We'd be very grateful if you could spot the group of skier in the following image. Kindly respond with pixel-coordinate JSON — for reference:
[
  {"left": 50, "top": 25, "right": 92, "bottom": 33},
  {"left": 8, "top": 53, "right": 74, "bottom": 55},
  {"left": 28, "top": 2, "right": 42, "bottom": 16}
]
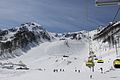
[
  {"left": 75, "top": 69, "right": 80, "bottom": 73},
  {"left": 53, "top": 69, "right": 65, "bottom": 72}
]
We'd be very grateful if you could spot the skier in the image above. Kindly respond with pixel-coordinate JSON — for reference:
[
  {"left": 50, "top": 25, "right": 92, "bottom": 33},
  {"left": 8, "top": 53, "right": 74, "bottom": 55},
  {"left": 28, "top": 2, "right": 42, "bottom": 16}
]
[
  {"left": 63, "top": 69, "right": 65, "bottom": 72},
  {"left": 100, "top": 67, "right": 103, "bottom": 73},
  {"left": 60, "top": 69, "right": 62, "bottom": 72},
  {"left": 56, "top": 69, "right": 58, "bottom": 72},
  {"left": 90, "top": 75, "right": 92, "bottom": 79},
  {"left": 75, "top": 69, "right": 77, "bottom": 72},
  {"left": 78, "top": 70, "right": 80, "bottom": 73},
  {"left": 53, "top": 69, "right": 56, "bottom": 72}
]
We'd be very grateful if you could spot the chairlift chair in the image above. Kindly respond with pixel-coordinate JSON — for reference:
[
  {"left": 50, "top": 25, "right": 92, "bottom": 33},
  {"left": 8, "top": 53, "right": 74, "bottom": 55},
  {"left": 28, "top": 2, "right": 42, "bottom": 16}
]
[
  {"left": 95, "top": 0, "right": 120, "bottom": 6},
  {"left": 113, "top": 59, "right": 120, "bottom": 68},
  {"left": 95, "top": 58, "right": 98, "bottom": 60},
  {"left": 95, "top": 0, "right": 120, "bottom": 68},
  {"left": 86, "top": 60, "right": 95, "bottom": 68},
  {"left": 97, "top": 59, "right": 104, "bottom": 63}
]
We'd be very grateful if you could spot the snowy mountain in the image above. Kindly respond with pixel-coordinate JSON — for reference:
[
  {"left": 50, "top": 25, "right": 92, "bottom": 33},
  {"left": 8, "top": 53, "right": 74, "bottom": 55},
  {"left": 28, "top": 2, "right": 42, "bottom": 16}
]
[
  {"left": 0, "top": 21, "right": 120, "bottom": 80},
  {"left": 0, "top": 22, "right": 54, "bottom": 60},
  {"left": 53, "top": 30, "right": 88, "bottom": 41}
]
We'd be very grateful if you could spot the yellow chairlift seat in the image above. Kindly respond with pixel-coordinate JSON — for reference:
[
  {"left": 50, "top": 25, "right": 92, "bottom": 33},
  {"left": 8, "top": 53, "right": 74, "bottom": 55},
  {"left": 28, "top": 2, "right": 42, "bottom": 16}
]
[
  {"left": 97, "top": 59, "right": 104, "bottom": 63},
  {"left": 113, "top": 59, "right": 120, "bottom": 68},
  {"left": 86, "top": 60, "right": 95, "bottom": 68},
  {"left": 94, "top": 58, "right": 98, "bottom": 60}
]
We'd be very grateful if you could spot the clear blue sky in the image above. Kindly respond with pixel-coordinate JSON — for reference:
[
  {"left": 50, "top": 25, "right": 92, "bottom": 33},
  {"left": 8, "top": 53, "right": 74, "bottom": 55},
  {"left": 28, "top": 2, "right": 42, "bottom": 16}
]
[{"left": 0, "top": 0, "right": 119, "bottom": 32}]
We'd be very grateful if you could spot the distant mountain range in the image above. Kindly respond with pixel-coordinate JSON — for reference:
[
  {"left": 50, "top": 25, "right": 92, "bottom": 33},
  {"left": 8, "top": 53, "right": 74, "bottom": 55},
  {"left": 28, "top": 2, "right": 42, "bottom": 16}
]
[
  {"left": 0, "top": 22, "right": 54, "bottom": 60},
  {"left": 0, "top": 21, "right": 120, "bottom": 60}
]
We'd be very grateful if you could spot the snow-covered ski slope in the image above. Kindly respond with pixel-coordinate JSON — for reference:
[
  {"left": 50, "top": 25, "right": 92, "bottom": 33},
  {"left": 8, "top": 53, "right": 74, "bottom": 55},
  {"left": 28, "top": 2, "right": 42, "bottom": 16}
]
[
  {"left": 8, "top": 38, "right": 89, "bottom": 69},
  {"left": 0, "top": 30, "right": 120, "bottom": 80}
]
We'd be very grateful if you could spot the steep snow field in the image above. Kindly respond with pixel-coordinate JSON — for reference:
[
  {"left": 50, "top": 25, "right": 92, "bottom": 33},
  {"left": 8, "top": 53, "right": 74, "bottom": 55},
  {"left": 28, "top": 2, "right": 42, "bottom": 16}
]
[
  {"left": 0, "top": 33, "right": 120, "bottom": 80},
  {"left": 8, "top": 38, "right": 89, "bottom": 69}
]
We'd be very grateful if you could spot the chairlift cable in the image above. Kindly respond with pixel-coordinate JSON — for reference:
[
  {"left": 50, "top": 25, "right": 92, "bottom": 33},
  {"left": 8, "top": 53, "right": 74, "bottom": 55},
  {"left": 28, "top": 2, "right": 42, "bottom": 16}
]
[
  {"left": 85, "top": 0, "right": 91, "bottom": 55},
  {"left": 113, "top": 6, "right": 120, "bottom": 22}
]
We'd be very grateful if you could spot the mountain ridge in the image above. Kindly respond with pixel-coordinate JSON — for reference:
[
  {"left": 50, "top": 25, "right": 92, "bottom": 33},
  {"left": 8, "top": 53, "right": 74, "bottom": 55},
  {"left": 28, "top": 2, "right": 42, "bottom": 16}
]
[{"left": 0, "top": 22, "right": 54, "bottom": 60}]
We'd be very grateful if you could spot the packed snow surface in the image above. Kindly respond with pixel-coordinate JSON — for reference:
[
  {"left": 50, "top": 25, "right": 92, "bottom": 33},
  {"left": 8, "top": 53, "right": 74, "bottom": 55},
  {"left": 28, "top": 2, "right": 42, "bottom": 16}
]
[{"left": 0, "top": 31, "right": 120, "bottom": 80}]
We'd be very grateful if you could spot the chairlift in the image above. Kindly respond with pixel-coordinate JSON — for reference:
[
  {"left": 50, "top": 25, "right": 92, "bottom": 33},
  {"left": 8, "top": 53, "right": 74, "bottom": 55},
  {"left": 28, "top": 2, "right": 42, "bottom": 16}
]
[
  {"left": 97, "top": 59, "right": 104, "bottom": 63},
  {"left": 113, "top": 39, "right": 120, "bottom": 68},
  {"left": 113, "top": 59, "right": 120, "bottom": 68},
  {"left": 86, "top": 60, "right": 95, "bottom": 68},
  {"left": 94, "top": 58, "right": 98, "bottom": 60},
  {"left": 95, "top": 0, "right": 120, "bottom": 67},
  {"left": 95, "top": 0, "right": 120, "bottom": 6}
]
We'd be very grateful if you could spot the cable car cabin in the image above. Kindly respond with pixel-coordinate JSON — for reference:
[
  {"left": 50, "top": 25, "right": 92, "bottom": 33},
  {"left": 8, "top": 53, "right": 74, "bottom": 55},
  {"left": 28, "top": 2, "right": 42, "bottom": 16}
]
[
  {"left": 113, "top": 59, "right": 120, "bottom": 68},
  {"left": 97, "top": 59, "right": 104, "bottom": 63}
]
